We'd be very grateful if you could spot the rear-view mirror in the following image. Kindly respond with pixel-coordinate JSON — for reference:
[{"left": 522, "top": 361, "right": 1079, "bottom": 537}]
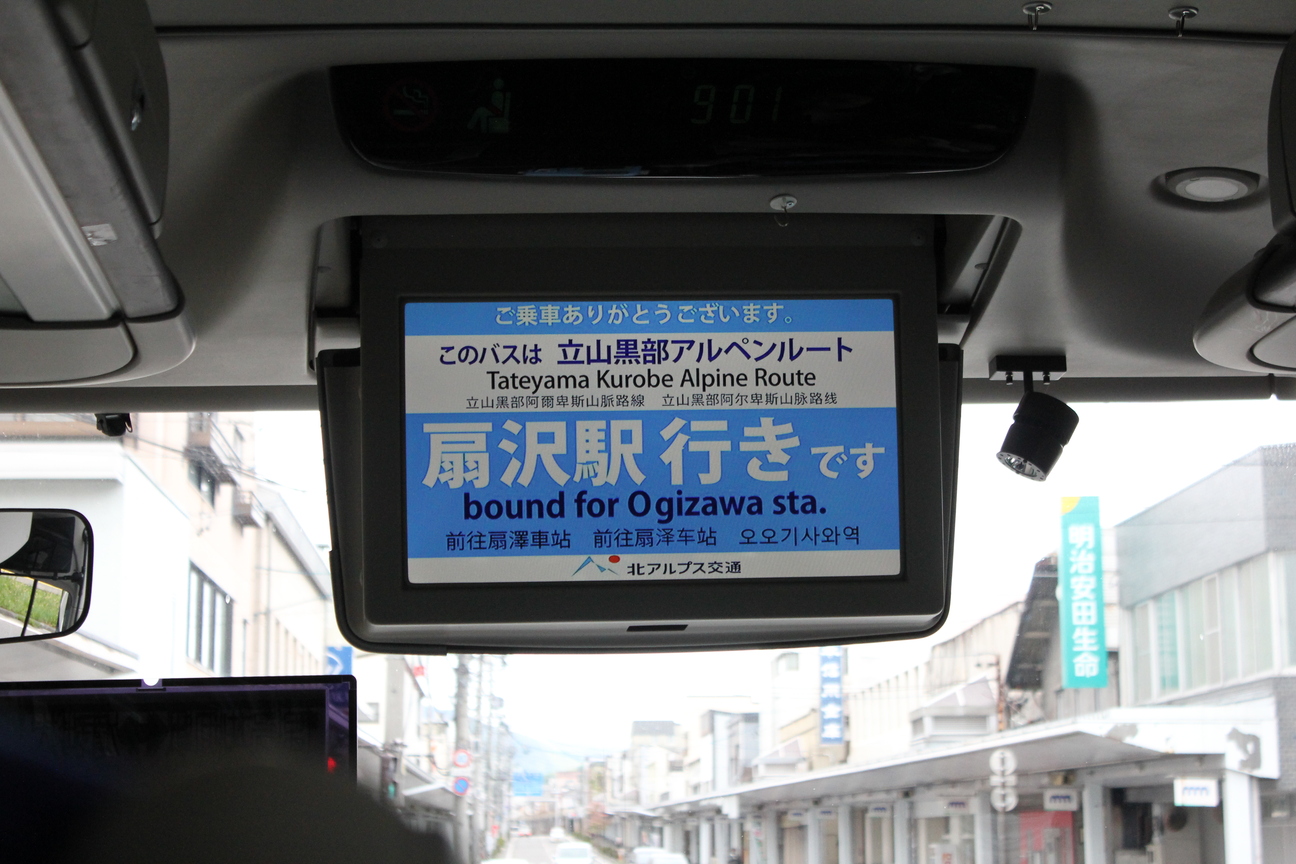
[{"left": 0, "top": 510, "right": 92, "bottom": 644}]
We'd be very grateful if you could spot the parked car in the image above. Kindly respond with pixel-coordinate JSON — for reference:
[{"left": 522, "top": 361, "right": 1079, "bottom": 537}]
[
  {"left": 645, "top": 853, "right": 689, "bottom": 864},
  {"left": 514, "top": 826, "right": 533, "bottom": 838},
  {"left": 553, "top": 841, "right": 596, "bottom": 864},
  {"left": 549, "top": 827, "right": 567, "bottom": 841},
  {"left": 629, "top": 847, "right": 662, "bottom": 864}
]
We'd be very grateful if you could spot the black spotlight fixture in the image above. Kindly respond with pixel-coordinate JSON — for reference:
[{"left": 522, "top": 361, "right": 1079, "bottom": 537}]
[
  {"left": 94, "top": 413, "right": 133, "bottom": 438},
  {"left": 989, "top": 355, "right": 1078, "bottom": 481}
]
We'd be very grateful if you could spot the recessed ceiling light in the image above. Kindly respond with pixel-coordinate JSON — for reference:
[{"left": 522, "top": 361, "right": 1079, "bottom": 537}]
[{"left": 1163, "top": 167, "right": 1260, "bottom": 203}]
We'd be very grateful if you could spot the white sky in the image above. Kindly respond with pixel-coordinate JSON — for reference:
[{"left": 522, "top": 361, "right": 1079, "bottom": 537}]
[
  {"left": 254, "top": 412, "right": 332, "bottom": 549},
  {"left": 253, "top": 398, "right": 1296, "bottom": 755}
]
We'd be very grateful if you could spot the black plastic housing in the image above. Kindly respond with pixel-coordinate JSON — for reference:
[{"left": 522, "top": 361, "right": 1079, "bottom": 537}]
[{"left": 323, "top": 214, "right": 958, "bottom": 652}]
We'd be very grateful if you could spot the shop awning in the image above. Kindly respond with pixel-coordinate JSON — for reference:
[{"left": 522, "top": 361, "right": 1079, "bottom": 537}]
[{"left": 652, "top": 699, "right": 1277, "bottom": 814}]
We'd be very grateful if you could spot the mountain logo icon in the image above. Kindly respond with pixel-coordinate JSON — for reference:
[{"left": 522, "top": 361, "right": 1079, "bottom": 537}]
[{"left": 572, "top": 556, "right": 619, "bottom": 576}]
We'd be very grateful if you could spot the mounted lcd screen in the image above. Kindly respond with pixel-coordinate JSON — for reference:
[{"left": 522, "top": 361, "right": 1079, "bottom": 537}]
[
  {"left": 405, "top": 298, "right": 899, "bottom": 584},
  {"left": 326, "top": 214, "right": 955, "bottom": 651},
  {"left": 0, "top": 676, "right": 356, "bottom": 781},
  {"left": 332, "top": 60, "right": 1034, "bottom": 177}
]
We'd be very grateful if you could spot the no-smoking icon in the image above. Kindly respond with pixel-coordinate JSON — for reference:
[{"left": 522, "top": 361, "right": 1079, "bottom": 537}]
[{"left": 383, "top": 79, "right": 438, "bottom": 132}]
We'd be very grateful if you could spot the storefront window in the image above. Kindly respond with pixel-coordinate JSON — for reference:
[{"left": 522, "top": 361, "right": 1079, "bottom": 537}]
[
  {"left": 1203, "top": 574, "right": 1222, "bottom": 686},
  {"left": 1155, "top": 592, "right": 1179, "bottom": 694},
  {"left": 1017, "top": 811, "right": 1075, "bottom": 864},
  {"left": 1181, "top": 580, "right": 1206, "bottom": 691},
  {"left": 1133, "top": 603, "right": 1152, "bottom": 702},
  {"left": 859, "top": 812, "right": 891, "bottom": 864},
  {"left": 1239, "top": 556, "right": 1274, "bottom": 677},
  {"left": 1285, "top": 552, "right": 1296, "bottom": 667},
  {"left": 1220, "top": 566, "right": 1240, "bottom": 681}
]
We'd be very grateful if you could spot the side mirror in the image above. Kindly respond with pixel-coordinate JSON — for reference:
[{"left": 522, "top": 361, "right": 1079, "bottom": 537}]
[{"left": 0, "top": 510, "right": 92, "bottom": 644}]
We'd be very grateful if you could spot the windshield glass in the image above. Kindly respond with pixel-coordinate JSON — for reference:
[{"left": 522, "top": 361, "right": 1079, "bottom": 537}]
[{"left": 1, "top": 399, "right": 1293, "bottom": 863}]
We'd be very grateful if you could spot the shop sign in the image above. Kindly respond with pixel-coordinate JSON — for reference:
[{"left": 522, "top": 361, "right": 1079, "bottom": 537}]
[
  {"left": 1174, "top": 778, "right": 1220, "bottom": 807},
  {"left": 1043, "top": 788, "right": 1079, "bottom": 811},
  {"left": 944, "top": 798, "right": 972, "bottom": 813},
  {"left": 866, "top": 803, "right": 893, "bottom": 818},
  {"left": 1060, "top": 497, "right": 1108, "bottom": 688}
]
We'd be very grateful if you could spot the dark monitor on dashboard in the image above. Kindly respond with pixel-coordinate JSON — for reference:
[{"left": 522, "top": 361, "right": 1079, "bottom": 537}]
[{"left": 0, "top": 675, "right": 356, "bottom": 782}]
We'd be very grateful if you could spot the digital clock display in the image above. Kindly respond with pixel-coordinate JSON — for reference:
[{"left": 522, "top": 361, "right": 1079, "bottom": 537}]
[{"left": 332, "top": 59, "right": 1034, "bottom": 177}]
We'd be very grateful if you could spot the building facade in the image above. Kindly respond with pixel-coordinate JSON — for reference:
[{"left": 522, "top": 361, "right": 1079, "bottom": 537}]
[
  {"left": 0, "top": 412, "right": 461, "bottom": 839},
  {"left": 620, "top": 446, "right": 1296, "bottom": 864},
  {"left": 0, "top": 411, "right": 331, "bottom": 681}
]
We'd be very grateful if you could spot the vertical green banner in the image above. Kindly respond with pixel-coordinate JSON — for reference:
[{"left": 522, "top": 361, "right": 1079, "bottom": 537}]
[{"left": 1060, "top": 496, "right": 1107, "bottom": 688}]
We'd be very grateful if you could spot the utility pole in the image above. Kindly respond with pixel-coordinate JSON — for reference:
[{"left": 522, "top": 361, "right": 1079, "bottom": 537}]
[
  {"left": 472, "top": 655, "right": 486, "bottom": 864},
  {"left": 994, "top": 654, "right": 1006, "bottom": 731},
  {"left": 455, "top": 654, "right": 472, "bottom": 864},
  {"left": 500, "top": 722, "right": 513, "bottom": 843},
  {"left": 485, "top": 659, "right": 498, "bottom": 856}
]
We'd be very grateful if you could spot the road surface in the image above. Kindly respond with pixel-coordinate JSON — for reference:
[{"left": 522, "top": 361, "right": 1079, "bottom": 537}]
[{"left": 507, "top": 836, "right": 620, "bottom": 864}]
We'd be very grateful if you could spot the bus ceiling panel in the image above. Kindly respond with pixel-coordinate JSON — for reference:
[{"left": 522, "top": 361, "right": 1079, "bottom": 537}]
[
  {"left": 0, "top": 385, "right": 320, "bottom": 413},
  {"left": 151, "top": 30, "right": 1275, "bottom": 391},
  {"left": 144, "top": 0, "right": 1296, "bottom": 33},
  {"left": 1194, "top": 31, "right": 1296, "bottom": 376},
  {"left": 0, "top": 0, "right": 196, "bottom": 389},
  {"left": 94, "top": 30, "right": 1280, "bottom": 389},
  {"left": 0, "top": 322, "right": 135, "bottom": 385},
  {"left": 0, "top": 76, "right": 119, "bottom": 323},
  {"left": 57, "top": 0, "right": 172, "bottom": 228},
  {"left": 0, "top": 1, "right": 178, "bottom": 321}
]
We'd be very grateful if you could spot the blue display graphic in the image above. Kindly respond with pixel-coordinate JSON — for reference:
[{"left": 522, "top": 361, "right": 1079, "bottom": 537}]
[
  {"left": 326, "top": 646, "right": 354, "bottom": 676},
  {"left": 407, "top": 407, "right": 897, "bottom": 554},
  {"left": 819, "top": 646, "right": 844, "bottom": 745},
  {"left": 404, "top": 297, "right": 900, "bottom": 583},
  {"left": 406, "top": 298, "right": 893, "bottom": 336},
  {"left": 512, "top": 771, "right": 545, "bottom": 797}
]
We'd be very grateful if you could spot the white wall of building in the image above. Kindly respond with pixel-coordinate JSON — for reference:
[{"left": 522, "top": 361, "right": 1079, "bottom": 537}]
[
  {"left": 0, "top": 442, "right": 190, "bottom": 679},
  {"left": 765, "top": 648, "right": 819, "bottom": 752}
]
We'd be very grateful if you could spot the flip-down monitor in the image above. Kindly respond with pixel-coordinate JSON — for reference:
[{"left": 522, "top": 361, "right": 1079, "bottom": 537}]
[{"left": 322, "top": 214, "right": 956, "bottom": 652}]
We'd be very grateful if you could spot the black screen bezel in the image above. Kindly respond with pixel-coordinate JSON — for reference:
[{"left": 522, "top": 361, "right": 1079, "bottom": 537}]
[{"left": 354, "top": 214, "right": 946, "bottom": 632}]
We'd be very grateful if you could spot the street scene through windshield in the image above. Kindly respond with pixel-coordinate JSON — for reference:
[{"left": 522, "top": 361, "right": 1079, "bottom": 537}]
[
  {"left": 2, "top": 399, "right": 1295, "bottom": 863},
  {"left": 4, "top": 0, "right": 1296, "bottom": 861}
]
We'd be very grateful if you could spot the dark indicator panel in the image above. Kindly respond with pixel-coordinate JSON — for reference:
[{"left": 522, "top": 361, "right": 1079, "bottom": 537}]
[{"left": 332, "top": 60, "right": 1035, "bottom": 178}]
